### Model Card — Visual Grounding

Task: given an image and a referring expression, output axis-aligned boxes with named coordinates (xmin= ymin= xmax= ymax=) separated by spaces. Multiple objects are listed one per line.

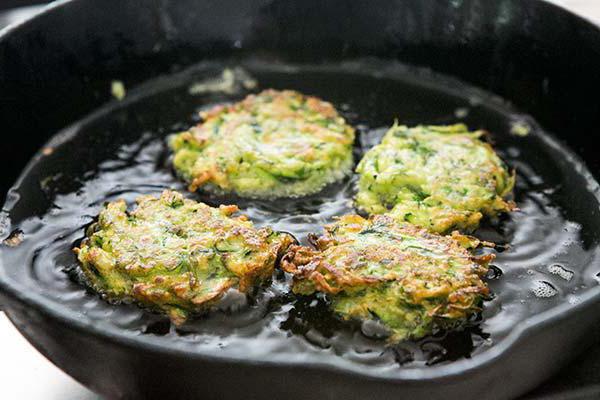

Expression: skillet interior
xmin=2 ymin=57 xmax=600 ymax=372
xmin=2 ymin=0 xmax=600 ymax=398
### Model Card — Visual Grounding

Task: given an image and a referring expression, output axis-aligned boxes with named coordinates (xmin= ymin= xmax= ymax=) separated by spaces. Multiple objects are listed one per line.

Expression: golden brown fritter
xmin=74 ymin=190 xmax=294 ymax=324
xmin=356 ymin=124 xmax=515 ymax=233
xmin=282 ymin=214 xmax=492 ymax=341
xmin=170 ymin=89 xmax=355 ymax=198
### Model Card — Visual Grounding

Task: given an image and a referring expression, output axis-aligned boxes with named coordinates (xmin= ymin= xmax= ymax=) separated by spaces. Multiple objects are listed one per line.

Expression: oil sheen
xmin=2 ymin=59 xmax=600 ymax=373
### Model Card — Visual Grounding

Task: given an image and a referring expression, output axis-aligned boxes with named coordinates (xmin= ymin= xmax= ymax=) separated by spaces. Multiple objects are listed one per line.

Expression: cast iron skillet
xmin=2 ymin=1 xmax=600 ymax=399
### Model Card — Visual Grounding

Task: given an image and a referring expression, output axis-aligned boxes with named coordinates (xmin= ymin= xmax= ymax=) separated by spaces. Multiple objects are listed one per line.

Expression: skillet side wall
xmin=2 ymin=290 xmax=600 ymax=400
xmin=2 ymin=0 xmax=600 ymax=399
xmin=3 ymin=290 xmax=600 ymax=400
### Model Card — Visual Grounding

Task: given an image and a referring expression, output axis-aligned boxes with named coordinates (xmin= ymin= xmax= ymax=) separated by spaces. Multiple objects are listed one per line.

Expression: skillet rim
xmin=2 ymin=0 xmax=600 ymax=384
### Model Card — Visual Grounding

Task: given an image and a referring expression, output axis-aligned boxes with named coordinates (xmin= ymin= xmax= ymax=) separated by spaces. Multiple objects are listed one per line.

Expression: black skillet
xmin=2 ymin=1 xmax=600 ymax=399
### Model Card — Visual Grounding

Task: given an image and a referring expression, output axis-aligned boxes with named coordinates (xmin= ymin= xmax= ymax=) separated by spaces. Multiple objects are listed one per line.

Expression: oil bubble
xmin=547 ymin=264 xmax=574 ymax=281
xmin=532 ymin=281 xmax=558 ymax=298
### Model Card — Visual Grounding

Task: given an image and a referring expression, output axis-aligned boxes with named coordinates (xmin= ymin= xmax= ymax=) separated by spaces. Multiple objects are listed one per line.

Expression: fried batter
xmin=356 ymin=124 xmax=515 ymax=233
xmin=170 ymin=89 xmax=355 ymax=198
xmin=75 ymin=190 xmax=294 ymax=324
xmin=281 ymin=214 xmax=492 ymax=341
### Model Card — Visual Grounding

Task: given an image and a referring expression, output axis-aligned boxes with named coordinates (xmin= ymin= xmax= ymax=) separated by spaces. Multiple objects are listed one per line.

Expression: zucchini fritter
xmin=356 ymin=124 xmax=515 ymax=233
xmin=74 ymin=190 xmax=294 ymax=324
xmin=281 ymin=214 xmax=492 ymax=342
xmin=170 ymin=89 xmax=355 ymax=198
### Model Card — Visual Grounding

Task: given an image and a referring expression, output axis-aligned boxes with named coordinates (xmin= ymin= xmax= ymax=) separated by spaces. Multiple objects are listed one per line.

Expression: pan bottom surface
xmin=2 ymin=58 xmax=600 ymax=376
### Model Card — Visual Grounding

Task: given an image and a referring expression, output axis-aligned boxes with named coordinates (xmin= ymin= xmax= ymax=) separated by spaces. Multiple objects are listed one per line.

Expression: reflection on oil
xmin=2 ymin=59 xmax=600 ymax=373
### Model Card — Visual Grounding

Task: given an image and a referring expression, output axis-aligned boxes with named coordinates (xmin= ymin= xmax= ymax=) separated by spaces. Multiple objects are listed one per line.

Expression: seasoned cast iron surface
xmin=2 ymin=59 xmax=600 ymax=374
